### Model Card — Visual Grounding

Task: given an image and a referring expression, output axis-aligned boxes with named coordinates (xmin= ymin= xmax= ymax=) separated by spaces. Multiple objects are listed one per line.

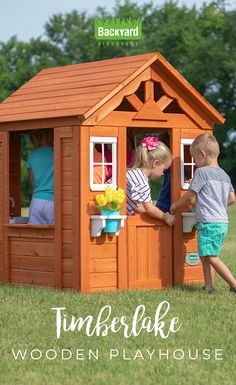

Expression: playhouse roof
xmin=0 ymin=52 xmax=224 ymax=124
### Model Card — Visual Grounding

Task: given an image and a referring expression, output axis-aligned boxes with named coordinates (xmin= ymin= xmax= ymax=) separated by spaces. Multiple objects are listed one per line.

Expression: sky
xmin=0 ymin=0 xmax=235 ymax=43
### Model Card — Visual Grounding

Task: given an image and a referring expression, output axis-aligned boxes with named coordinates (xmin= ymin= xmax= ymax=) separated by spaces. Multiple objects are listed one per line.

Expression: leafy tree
xmin=0 ymin=0 xmax=235 ymax=192
xmin=0 ymin=36 xmax=62 ymax=101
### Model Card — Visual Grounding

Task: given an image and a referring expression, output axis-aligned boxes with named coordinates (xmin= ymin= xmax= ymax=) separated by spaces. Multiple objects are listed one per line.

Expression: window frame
xmin=180 ymin=138 xmax=195 ymax=190
xmin=90 ymin=136 xmax=117 ymax=191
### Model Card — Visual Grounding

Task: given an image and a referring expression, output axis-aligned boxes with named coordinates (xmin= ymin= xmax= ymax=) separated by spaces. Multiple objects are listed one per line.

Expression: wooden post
xmin=2 ymin=132 xmax=10 ymax=282
xmin=170 ymin=128 xmax=183 ymax=285
xmin=117 ymin=126 xmax=128 ymax=289
xmin=54 ymin=127 xmax=63 ymax=288
xmin=144 ymin=80 xmax=154 ymax=101
xmin=9 ymin=133 xmax=21 ymax=217
xmin=79 ymin=126 xmax=90 ymax=292
xmin=72 ymin=126 xmax=80 ymax=291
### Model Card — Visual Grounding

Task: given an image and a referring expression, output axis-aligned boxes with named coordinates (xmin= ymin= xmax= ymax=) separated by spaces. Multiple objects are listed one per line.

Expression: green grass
xmin=0 ymin=206 xmax=236 ymax=385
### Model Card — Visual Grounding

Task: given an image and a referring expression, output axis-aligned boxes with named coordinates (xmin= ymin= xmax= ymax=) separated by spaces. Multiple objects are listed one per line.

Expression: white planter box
xmin=181 ymin=212 xmax=197 ymax=233
xmin=90 ymin=215 xmax=127 ymax=237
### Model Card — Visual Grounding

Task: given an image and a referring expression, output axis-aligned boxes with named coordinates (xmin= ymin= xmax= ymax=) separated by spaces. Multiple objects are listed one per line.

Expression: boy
xmin=170 ymin=134 xmax=236 ymax=294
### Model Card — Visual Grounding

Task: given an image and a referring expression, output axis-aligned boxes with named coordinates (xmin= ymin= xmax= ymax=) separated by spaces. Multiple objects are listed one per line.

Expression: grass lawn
xmin=0 ymin=206 xmax=236 ymax=385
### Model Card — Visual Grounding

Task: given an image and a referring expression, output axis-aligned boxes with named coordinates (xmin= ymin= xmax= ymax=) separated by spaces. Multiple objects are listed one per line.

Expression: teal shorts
xmin=197 ymin=222 xmax=228 ymax=257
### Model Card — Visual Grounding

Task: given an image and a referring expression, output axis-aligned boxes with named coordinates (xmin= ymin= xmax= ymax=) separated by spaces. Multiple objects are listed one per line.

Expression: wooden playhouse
xmin=0 ymin=52 xmax=225 ymax=292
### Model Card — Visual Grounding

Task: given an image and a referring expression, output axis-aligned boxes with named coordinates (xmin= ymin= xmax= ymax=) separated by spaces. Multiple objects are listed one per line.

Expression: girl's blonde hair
xmin=131 ymin=140 xmax=172 ymax=169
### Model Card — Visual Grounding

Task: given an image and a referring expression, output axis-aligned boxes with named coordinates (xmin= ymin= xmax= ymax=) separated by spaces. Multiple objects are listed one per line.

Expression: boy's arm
xmin=228 ymin=191 xmax=236 ymax=206
xmin=170 ymin=190 xmax=196 ymax=213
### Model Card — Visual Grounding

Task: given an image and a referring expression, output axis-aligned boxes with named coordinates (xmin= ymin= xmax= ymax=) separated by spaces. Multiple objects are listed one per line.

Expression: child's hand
xmin=164 ymin=212 xmax=175 ymax=226
xmin=170 ymin=202 xmax=177 ymax=214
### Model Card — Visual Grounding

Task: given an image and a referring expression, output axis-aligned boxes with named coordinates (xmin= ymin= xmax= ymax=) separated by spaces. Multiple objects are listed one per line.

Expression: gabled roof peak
xmin=0 ymin=52 xmax=224 ymax=125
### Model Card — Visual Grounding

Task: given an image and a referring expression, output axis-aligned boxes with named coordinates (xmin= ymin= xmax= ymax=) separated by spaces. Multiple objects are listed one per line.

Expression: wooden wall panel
xmin=182 ymin=231 xmax=198 ymax=254
xmin=9 ymin=235 xmax=55 ymax=287
xmin=55 ymin=129 xmax=78 ymax=290
xmin=89 ymin=243 xmax=117 ymax=281
xmin=90 ymin=272 xmax=117 ymax=289
xmin=171 ymin=128 xmax=182 ymax=285
xmin=54 ymin=127 xmax=63 ymax=288
xmin=171 ymin=127 xmax=206 ymax=285
xmin=1 ymin=132 xmax=10 ymax=282
xmin=63 ymin=273 xmax=73 ymax=289
xmin=10 ymin=239 xmax=54 ymax=256
xmin=9 ymin=133 xmax=21 ymax=217
xmin=117 ymin=126 xmax=128 ymax=289
xmin=127 ymin=215 xmax=172 ymax=289
xmin=183 ymin=265 xmax=204 ymax=281
xmin=79 ymin=126 xmax=91 ymax=292
xmin=10 ymin=256 xmax=54 ymax=272
xmin=171 ymin=128 xmax=207 ymax=286
xmin=10 ymin=270 xmax=54 ymax=287
xmin=85 ymin=126 xmax=124 ymax=293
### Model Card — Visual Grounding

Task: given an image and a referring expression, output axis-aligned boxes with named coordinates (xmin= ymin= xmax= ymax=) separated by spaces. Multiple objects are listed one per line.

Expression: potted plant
xmin=95 ymin=186 xmax=125 ymax=233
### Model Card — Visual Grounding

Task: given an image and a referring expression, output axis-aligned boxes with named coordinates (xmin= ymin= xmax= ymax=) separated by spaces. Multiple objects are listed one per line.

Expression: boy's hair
xmin=191 ymin=134 xmax=220 ymax=158
xmin=131 ymin=140 xmax=172 ymax=169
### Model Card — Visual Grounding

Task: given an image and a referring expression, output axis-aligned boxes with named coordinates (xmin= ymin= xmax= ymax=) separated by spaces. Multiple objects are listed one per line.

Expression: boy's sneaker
xmin=202 ymin=287 xmax=215 ymax=295
xmin=230 ymin=287 xmax=236 ymax=293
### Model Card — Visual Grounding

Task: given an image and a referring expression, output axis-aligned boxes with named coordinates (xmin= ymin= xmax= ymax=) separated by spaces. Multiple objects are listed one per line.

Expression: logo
xmin=185 ymin=253 xmax=200 ymax=266
xmin=94 ymin=17 xmax=142 ymax=42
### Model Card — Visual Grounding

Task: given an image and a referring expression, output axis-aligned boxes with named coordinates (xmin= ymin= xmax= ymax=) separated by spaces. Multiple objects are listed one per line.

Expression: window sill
xmin=4 ymin=223 xmax=54 ymax=229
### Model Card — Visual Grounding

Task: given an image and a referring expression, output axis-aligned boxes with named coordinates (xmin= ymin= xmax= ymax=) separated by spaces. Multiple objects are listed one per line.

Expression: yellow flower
xmin=105 ymin=186 xmax=115 ymax=193
xmin=112 ymin=190 xmax=125 ymax=204
xmin=117 ymin=188 xmax=125 ymax=200
xmin=95 ymin=186 xmax=125 ymax=211
xmin=105 ymin=186 xmax=115 ymax=202
xmin=117 ymin=188 xmax=124 ymax=194
xmin=105 ymin=191 xmax=113 ymax=203
xmin=95 ymin=194 xmax=107 ymax=207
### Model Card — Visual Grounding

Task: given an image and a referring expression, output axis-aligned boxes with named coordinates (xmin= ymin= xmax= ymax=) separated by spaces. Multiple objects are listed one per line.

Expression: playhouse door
xmin=127 ymin=214 xmax=172 ymax=289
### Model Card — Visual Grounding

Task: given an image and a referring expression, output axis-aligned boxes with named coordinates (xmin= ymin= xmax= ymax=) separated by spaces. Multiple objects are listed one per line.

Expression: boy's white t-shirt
xmin=189 ymin=166 xmax=234 ymax=223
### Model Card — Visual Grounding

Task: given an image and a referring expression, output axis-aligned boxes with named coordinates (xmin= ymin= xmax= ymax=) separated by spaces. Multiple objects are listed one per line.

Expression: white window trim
xmin=180 ymin=139 xmax=195 ymax=190
xmin=90 ymin=136 xmax=117 ymax=191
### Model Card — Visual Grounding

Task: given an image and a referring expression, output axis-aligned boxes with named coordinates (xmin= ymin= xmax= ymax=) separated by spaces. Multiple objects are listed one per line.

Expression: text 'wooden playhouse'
xmin=0 ymin=52 xmax=225 ymax=292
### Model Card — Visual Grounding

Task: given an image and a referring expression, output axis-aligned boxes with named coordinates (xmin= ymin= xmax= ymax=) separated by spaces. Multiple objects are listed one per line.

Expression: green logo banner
xmin=95 ymin=17 xmax=142 ymax=41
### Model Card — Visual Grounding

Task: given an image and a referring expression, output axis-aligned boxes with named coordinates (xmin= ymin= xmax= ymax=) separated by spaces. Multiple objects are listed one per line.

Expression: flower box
xmin=181 ymin=212 xmax=197 ymax=233
xmin=90 ymin=214 xmax=127 ymax=237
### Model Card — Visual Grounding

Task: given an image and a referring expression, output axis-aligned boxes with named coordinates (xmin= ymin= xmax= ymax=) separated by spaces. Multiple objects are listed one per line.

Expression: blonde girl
xmin=126 ymin=136 xmax=175 ymax=226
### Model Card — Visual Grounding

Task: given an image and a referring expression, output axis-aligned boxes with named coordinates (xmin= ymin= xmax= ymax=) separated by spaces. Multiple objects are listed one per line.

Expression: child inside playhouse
xmin=170 ymin=134 xmax=236 ymax=294
xmin=27 ymin=129 xmax=54 ymax=224
xmin=155 ymin=132 xmax=171 ymax=213
xmin=156 ymin=132 xmax=191 ymax=213
xmin=105 ymin=135 xmax=135 ymax=180
xmin=126 ymin=136 xmax=175 ymax=226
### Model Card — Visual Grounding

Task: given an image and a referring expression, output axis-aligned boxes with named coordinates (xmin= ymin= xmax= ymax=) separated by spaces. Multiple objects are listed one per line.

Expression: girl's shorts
xmin=28 ymin=198 xmax=54 ymax=225
xmin=197 ymin=222 xmax=228 ymax=257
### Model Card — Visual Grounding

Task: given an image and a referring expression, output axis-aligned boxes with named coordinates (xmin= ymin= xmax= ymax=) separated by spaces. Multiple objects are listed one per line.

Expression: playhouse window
xmin=90 ymin=136 xmax=117 ymax=191
xmin=181 ymin=139 xmax=196 ymax=189
xmin=8 ymin=129 xmax=54 ymax=225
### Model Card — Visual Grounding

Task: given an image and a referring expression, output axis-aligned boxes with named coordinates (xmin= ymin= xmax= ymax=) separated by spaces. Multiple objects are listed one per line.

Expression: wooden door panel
xmin=127 ymin=214 xmax=172 ymax=289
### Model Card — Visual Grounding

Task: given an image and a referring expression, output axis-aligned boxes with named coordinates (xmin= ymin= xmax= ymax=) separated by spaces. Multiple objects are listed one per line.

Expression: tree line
xmin=0 ymin=0 xmax=235 ymax=187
